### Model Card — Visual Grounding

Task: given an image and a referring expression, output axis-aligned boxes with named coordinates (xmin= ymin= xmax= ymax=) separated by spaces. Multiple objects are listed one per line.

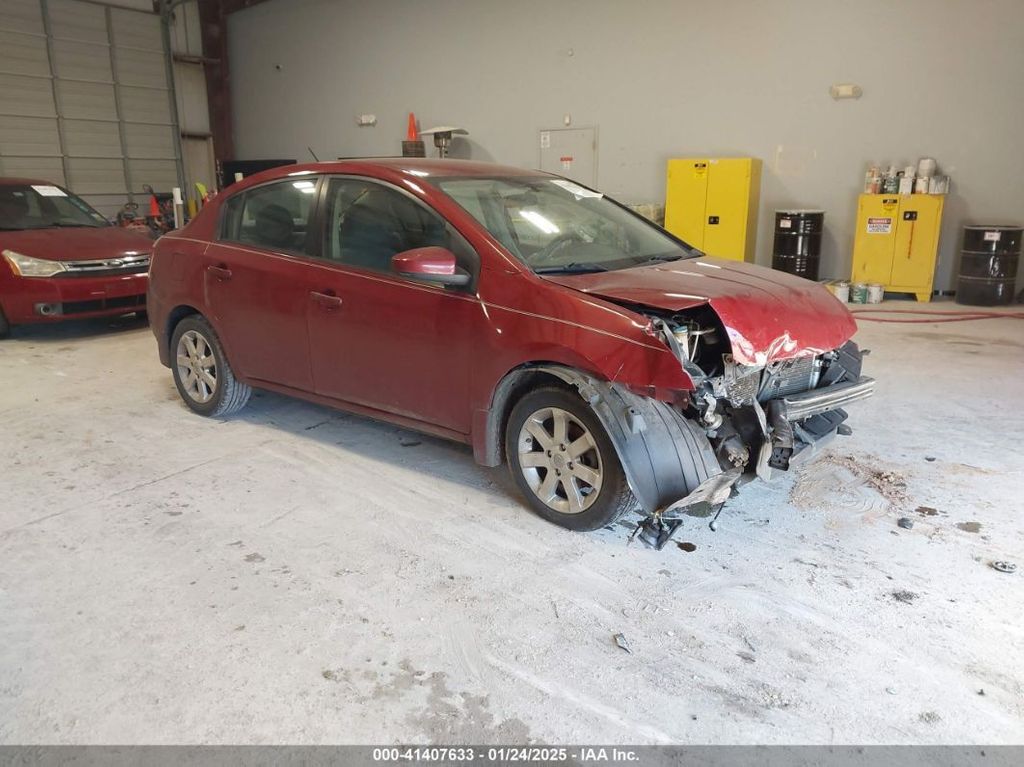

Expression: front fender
xmin=479 ymin=364 xmax=721 ymax=514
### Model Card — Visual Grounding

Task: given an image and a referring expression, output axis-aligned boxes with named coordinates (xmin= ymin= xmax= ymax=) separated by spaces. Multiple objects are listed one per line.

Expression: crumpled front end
xmin=542 ymin=260 xmax=874 ymax=547
xmin=649 ymin=307 xmax=875 ymax=482
xmin=616 ymin=305 xmax=875 ymax=548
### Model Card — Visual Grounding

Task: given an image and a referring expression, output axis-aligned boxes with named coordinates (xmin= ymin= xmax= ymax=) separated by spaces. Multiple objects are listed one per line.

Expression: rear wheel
xmin=506 ymin=386 xmax=636 ymax=531
xmin=170 ymin=315 xmax=251 ymax=417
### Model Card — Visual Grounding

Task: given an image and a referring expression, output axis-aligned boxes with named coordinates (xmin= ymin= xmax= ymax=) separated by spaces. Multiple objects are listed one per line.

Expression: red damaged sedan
xmin=147 ymin=159 xmax=874 ymax=546
xmin=0 ymin=179 xmax=152 ymax=338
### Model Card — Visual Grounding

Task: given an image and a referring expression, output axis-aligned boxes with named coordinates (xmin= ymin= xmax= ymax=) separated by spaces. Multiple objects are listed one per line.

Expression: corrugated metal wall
xmin=169 ymin=0 xmax=217 ymax=205
xmin=0 ymin=0 xmax=181 ymax=217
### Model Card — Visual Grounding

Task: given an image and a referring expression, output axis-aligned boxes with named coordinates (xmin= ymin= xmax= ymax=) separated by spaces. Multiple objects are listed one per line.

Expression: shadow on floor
xmin=5 ymin=312 xmax=150 ymax=343
xmin=169 ymin=380 xmax=520 ymax=500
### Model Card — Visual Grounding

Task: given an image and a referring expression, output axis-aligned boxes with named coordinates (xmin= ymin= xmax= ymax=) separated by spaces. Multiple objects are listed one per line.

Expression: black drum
xmin=956 ymin=225 xmax=1021 ymax=306
xmin=772 ymin=210 xmax=824 ymax=280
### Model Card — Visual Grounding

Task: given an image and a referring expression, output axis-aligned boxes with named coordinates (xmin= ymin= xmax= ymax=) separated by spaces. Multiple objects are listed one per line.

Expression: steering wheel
xmin=529 ymin=232 xmax=585 ymax=266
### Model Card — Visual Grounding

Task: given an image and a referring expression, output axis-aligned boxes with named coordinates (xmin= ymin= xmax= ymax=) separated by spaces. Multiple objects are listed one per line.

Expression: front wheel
xmin=506 ymin=386 xmax=636 ymax=531
xmin=170 ymin=315 xmax=251 ymax=417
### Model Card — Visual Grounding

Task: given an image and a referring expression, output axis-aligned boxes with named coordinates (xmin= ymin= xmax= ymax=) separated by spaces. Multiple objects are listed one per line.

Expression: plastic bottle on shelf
xmin=865 ymin=164 xmax=882 ymax=194
xmin=917 ymin=157 xmax=937 ymax=178
xmin=864 ymin=165 xmax=878 ymax=194
xmin=882 ymin=165 xmax=899 ymax=194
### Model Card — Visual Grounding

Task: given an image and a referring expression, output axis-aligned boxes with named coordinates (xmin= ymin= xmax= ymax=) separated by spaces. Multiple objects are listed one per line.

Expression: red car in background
xmin=0 ymin=178 xmax=152 ymax=338
xmin=148 ymin=159 xmax=874 ymax=546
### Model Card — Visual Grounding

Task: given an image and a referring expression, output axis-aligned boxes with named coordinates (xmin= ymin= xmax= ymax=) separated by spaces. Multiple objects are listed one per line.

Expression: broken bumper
xmin=778 ymin=376 xmax=876 ymax=421
xmin=759 ymin=376 xmax=875 ymax=476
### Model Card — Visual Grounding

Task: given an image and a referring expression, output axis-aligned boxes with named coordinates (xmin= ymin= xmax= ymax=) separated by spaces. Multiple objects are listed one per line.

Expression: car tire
xmin=170 ymin=314 xmax=251 ymax=417
xmin=0 ymin=306 xmax=9 ymax=339
xmin=506 ymin=386 xmax=637 ymax=531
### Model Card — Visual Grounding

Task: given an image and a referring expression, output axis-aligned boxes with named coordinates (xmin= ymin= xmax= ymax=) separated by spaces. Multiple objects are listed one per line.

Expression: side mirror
xmin=391 ymin=246 xmax=470 ymax=287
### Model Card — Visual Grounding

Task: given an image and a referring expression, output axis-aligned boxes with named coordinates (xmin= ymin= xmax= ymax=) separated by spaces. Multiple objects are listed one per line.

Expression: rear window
xmin=220 ymin=178 xmax=318 ymax=254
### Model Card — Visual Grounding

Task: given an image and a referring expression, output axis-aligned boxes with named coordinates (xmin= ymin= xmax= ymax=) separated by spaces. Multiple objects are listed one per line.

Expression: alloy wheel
xmin=175 ymin=329 xmax=218 ymax=404
xmin=517 ymin=407 xmax=603 ymax=514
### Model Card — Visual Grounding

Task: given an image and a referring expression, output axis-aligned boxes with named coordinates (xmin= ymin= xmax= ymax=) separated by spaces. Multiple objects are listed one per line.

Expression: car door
xmin=204 ymin=176 xmax=321 ymax=390
xmin=305 ymin=176 xmax=482 ymax=433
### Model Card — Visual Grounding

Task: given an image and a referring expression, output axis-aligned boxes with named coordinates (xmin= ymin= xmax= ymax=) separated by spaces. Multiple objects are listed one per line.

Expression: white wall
xmin=228 ymin=0 xmax=1024 ymax=290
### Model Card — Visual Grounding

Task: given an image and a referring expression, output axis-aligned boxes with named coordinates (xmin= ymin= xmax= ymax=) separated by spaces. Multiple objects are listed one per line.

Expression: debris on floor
xmin=630 ymin=516 xmax=682 ymax=550
xmin=677 ymin=541 xmax=697 ymax=553
xmin=916 ymin=506 xmax=942 ymax=516
xmin=955 ymin=521 xmax=981 ymax=534
xmin=891 ymin=590 xmax=918 ymax=604
xmin=896 ymin=517 xmax=914 ymax=530
xmin=789 ymin=453 xmax=910 ymax=513
xmin=612 ymin=633 xmax=632 ymax=654
xmin=991 ymin=561 xmax=1017 ymax=574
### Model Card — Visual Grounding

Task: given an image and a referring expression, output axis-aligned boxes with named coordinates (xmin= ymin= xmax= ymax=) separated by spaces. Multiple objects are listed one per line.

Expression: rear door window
xmin=221 ymin=178 xmax=319 ymax=254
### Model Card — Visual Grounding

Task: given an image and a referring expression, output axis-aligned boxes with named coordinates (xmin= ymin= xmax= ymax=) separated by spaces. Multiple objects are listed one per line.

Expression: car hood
xmin=542 ymin=256 xmax=857 ymax=366
xmin=0 ymin=226 xmax=153 ymax=262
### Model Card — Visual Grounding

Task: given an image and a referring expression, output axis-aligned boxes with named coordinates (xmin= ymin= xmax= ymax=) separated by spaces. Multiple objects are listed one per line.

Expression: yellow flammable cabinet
xmin=664 ymin=157 xmax=761 ymax=262
xmin=851 ymin=194 xmax=944 ymax=301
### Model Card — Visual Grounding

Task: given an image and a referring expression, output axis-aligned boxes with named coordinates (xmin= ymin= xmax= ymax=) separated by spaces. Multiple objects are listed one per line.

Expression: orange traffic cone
xmin=402 ymin=112 xmax=425 ymax=157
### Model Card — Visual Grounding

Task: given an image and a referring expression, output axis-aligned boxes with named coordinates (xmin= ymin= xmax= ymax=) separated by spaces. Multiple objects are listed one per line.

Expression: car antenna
xmin=307 ymin=146 xmax=320 ymax=162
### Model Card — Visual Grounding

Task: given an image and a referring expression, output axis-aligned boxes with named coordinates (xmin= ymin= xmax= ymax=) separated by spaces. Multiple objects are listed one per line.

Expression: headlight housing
xmin=2 ymin=249 xmax=69 ymax=278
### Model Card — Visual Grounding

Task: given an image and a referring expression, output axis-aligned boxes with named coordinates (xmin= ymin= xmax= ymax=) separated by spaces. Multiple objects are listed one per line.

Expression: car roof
xmin=0 ymin=177 xmax=60 ymax=187
xmin=269 ymin=158 xmax=550 ymax=179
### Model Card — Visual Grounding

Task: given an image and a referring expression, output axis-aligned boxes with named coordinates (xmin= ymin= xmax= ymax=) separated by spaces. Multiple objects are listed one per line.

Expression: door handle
xmin=310 ymin=290 xmax=343 ymax=310
xmin=207 ymin=264 xmax=232 ymax=281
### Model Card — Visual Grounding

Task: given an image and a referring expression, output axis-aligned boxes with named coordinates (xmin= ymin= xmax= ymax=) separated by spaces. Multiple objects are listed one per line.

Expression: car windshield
xmin=0 ymin=183 xmax=110 ymax=231
xmin=435 ymin=175 xmax=699 ymax=273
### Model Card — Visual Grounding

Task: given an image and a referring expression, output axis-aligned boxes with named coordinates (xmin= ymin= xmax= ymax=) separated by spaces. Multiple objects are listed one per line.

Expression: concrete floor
xmin=0 ymin=302 xmax=1022 ymax=745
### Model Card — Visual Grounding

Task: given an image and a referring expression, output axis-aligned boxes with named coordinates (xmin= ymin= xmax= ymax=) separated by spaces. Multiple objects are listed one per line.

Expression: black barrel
xmin=956 ymin=225 xmax=1021 ymax=306
xmin=772 ymin=209 xmax=824 ymax=280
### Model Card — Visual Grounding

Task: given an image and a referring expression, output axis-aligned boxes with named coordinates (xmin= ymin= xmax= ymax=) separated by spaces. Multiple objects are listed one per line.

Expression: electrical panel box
xmin=539 ymin=127 xmax=597 ymax=187
xmin=664 ymin=157 xmax=762 ymax=262
xmin=851 ymin=194 xmax=944 ymax=301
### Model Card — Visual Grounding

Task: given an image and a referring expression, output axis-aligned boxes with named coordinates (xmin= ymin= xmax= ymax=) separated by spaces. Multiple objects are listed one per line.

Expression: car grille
xmin=54 ymin=254 xmax=150 ymax=278
xmin=61 ymin=294 xmax=146 ymax=315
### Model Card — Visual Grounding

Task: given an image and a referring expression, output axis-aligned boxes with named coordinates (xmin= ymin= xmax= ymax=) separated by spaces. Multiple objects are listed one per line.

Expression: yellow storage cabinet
xmin=851 ymin=194 xmax=944 ymax=302
xmin=664 ymin=157 xmax=761 ymax=262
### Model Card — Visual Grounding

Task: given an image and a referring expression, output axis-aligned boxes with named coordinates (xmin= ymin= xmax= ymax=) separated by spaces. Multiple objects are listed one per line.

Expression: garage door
xmin=0 ymin=0 xmax=181 ymax=218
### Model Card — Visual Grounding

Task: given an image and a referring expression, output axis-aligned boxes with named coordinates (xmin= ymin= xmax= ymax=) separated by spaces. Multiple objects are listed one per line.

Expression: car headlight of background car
xmin=2 ymin=249 xmax=69 ymax=278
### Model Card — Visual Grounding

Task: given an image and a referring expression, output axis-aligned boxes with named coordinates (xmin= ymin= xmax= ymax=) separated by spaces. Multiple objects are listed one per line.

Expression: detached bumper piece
xmin=631 ymin=467 xmax=744 ymax=550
